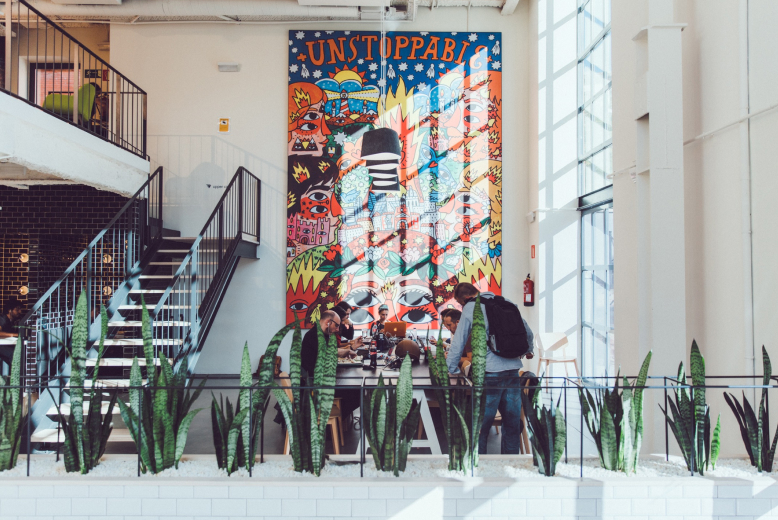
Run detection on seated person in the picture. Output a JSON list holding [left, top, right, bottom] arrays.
[[335, 301, 355, 341], [369, 304, 390, 336], [299, 310, 359, 416], [0, 297, 22, 339], [332, 305, 360, 350]]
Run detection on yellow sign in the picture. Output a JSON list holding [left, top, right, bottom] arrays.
[[219, 118, 230, 134]]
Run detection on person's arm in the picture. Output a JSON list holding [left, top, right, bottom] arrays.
[[523, 318, 535, 358], [447, 304, 473, 374]]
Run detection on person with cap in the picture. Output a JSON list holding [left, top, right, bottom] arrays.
[[370, 304, 390, 336]]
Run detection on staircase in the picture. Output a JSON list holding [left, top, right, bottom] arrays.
[[21, 166, 261, 448]]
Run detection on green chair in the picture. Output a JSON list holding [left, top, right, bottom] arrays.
[[42, 83, 97, 125]]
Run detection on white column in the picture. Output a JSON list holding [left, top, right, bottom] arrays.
[[633, 0, 687, 452]]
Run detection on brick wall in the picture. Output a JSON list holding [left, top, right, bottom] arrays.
[[0, 185, 128, 310], [0, 478, 775, 519], [0, 234, 29, 308]]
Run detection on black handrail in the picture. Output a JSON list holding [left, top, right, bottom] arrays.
[[150, 167, 260, 373], [19, 167, 163, 384], [1, 0, 148, 158]]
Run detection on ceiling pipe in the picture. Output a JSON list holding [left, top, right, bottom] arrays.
[[27, 0, 363, 19]]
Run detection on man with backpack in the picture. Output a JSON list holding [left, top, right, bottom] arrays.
[[447, 282, 534, 454]]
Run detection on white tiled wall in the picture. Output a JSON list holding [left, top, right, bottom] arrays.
[[1, 478, 778, 520]]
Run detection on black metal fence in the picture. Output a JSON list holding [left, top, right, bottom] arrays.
[[10, 372, 778, 478], [18, 168, 163, 386], [1, 0, 147, 158], [151, 167, 261, 373]]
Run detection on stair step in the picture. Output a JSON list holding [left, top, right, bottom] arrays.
[[139, 275, 175, 279], [86, 358, 172, 367], [32, 428, 132, 444], [150, 261, 219, 265], [103, 338, 182, 346], [167, 237, 198, 241], [46, 402, 125, 417], [157, 250, 190, 254], [119, 305, 188, 310], [109, 321, 190, 327], [65, 379, 147, 389]]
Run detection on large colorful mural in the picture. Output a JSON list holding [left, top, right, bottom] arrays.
[[287, 30, 503, 328]]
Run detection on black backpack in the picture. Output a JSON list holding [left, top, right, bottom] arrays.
[[470, 295, 530, 359]]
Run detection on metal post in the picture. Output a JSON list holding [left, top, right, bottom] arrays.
[[664, 376, 669, 461], [190, 249, 199, 346], [470, 381, 474, 476], [248, 385, 253, 477], [238, 170, 244, 237], [359, 378, 365, 478], [72, 43, 78, 124], [26, 377, 31, 477], [142, 93, 147, 158], [137, 385, 142, 476], [689, 385, 695, 476], [580, 381, 583, 478], [218, 207, 224, 266], [4, 0, 11, 91], [85, 248, 92, 327], [564, 378, 568, 464], [114, 75, 122, 145]]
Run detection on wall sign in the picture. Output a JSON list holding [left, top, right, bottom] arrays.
[[219, 118, 230, 134], [286, 30, 504, 328], [84, 69, 108, 81]]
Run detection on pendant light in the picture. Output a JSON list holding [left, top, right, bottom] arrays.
[[362, 0, 401, 194]]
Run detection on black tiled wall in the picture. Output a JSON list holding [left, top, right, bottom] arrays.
[[0, 185, 128, 310]]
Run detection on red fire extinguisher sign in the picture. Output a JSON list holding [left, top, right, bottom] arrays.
[[523, 274, 534, 307]]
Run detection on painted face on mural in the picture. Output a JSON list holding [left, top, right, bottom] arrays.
[[288, 83, 331, 156], [286, 31, 503, 329]]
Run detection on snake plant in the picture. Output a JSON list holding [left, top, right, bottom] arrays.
[[659, 340, 720, 474], [272, 318, 337, 476], [363, 356, 421, 475], [52, 292, 117, 474], [211, 392, 249, 475], [522, 378, 566, 476], [428, 327, 472, 471], [0, 337, 24, 471], [469, 293, 487, 468], [579, 351, 652, 474], [116, 298, 205, 473], [724, 346, 778, 472]]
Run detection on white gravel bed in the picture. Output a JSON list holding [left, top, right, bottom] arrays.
[[0, 455, 775, 480]]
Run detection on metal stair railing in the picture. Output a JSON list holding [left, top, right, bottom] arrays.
[[19, 167, 163, 385], [151, 167, 260, 373]]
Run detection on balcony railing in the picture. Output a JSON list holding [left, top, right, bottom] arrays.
[[1, 0, 147, 158]]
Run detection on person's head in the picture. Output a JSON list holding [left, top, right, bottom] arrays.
[[3, 298, 22, 320], [443, 309, 462, 334], [335, 301, 352, 320], [320, 310, 341, 335], [453, 282, 480, 306], [332, 306, 347, 321], [378, 304, 389, 322]]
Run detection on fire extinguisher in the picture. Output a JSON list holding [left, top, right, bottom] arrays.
[[523, 274, 534, 307]]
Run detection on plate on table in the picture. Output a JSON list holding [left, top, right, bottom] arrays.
[[337, 356, 363, 367]]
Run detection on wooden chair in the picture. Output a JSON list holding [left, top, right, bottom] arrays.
[[278, 372, 342, 454], [536, 332, 579, 391]]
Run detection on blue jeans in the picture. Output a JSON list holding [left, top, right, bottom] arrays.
[[479, 370, 523, 454]]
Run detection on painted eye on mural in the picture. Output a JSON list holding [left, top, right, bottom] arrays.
[[463, 115, 480, 124], [457, 207, 478, 216], [397, 290, 432, 308], [299, 123, 319, 131], [457, 194, 474, 204], [307, 192, 328, 202], [310, 205, 329, 215], [302, 112, 320, 121], [349, 308, 374, 326], [345, 289, 380, 308], [401, 309, 434, 325], [466, 104, 485, 113], [289, 301, 309, 311], [339, 159, 352, 171]]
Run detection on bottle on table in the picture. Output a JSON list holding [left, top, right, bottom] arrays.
[[368, 337, 377, 370]]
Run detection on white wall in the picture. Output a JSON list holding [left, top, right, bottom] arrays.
[[611, 0, 778, 455], [111, 5, 531, 374]]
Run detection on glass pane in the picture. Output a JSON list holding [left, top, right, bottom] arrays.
[[582, 269, 593, 323], [593, 209, 605, 266], [593, 326, 607, 377], [582, 212, 593, 266], [593, 269, 606, 328], [582, 325, 594, 377]]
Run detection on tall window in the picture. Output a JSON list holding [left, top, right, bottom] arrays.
[[578, 0, 613, 378], [29, 64, 75, 106]]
